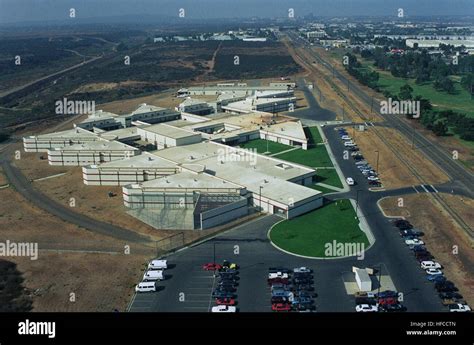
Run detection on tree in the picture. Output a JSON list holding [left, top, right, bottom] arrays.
[[399, 83, 413, 100], [432, 120, 448, 136]]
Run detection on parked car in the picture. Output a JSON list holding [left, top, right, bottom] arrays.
[[425, 268, 443, 276], [341, 135, 351, 140], [215, 297, 236, 306], [354, 292, 376, 298], [213, 285, 236, 293], [392, 219, 411, 227], [400, 229, 424, 237], [376, 290, 399, 299], [202, 263, 222, 271], [368, 180, 381, 187], [293, 303, 315, 311], [448, 304, 471, 312], [148, 259, 168, 270], [439, 292, 463, 300], [379, 304, 407, 312], [268, 278, 290, 285], [143, 269, 164, 281], [135, 282, 157, 293], [405, 238, 425, 246], [346, 177, 355, 185], [292, 296, 314, 305], [272, 289, 294, 298], [435, 282, 458, 292], [437, 285, 459, 293], [355, 297, 377, 305], [271, 303, 291, 312], [344, 141, 356, 147], [211, 305, 236, 313], [355, 304, 378, 312], [268, 272, 289, 280], [367, 176, 379, 181], [427, 274, 446, 282], [293, 267, 312, 273], [378, 297, 398, 305], [271, 296, 289, 304], [212, 291, 235, 298], [292, 277, 313, 285], [420, 261, 442, 270], [222, 260, 239, 270], [442, 298, 465, 306]]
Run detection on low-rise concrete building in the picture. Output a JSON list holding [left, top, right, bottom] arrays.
[[23, 127, 100, 152], [137, 123, 202, 149]]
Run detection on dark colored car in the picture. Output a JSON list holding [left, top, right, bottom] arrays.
[[376, 290, 398, 299], [436, 285, 458, 293], [294, 291, 316, 298], [293, 272, 313, 279], [400, 229, 424, 237], [267, 278, 290, 285], [378, 297, 398, 305], [392, 219, 411, 227], [292, 277, 313, 285], [271, 296, 289, 304], [212, 291, 235, 298], [293, 303, 315, 311], [355, 297, 377, 305], [379, 304, 407, 312], [439, 292, 463, 300], [294, 284, 314, 292]]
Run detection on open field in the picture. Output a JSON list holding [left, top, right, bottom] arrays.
[[353, 126, 449, 189], [274, 144, 333, 168], [270, 200, 369, 257], [359, 58, 474, 118], [379, 194, 474, 307], [0, 167, 7, 185], [0, 186, 154, 311]]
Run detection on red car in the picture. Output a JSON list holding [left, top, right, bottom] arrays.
[[271, 303, 291, 312], [202, 263, 222, 271], [378, 297, 397, 305], [216, 297, 236, 306]]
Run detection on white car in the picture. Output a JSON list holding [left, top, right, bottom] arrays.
[[448, 303, 471, 312], [355, 304, 378, 312], [268, 272, 289, 280], [420, 261, 442, 270], [341, 135, 351, 140], [344, 141, 356, 147], [405, 238, 424, 246], [425, 268, 443, 276], [367, 176, 379, 181], [346, 177, 355, 186], [293, 267, 312, 273], [211, 305, 236, 313]]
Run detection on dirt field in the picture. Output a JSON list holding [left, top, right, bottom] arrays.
[[379, 194, 474, 307], [354, 127, 449, 189], [0, 186, 154, 311], [0, 167, 7, 185]]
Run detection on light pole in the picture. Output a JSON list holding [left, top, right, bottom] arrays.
[[259, 185, 263, 213]]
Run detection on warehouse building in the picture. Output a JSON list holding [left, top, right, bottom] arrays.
[[137, 123, 202, 149], [222, 96, 296, 114], [23, 127, 100, 152], [82, 152, 180, 186], [76, 110, 121, 131], [48, 140, 140, 166], [123, 170, 249, 230], [116, 104, 181, 127], [150, 141, 322, 219], [176, 98, 214, 115]]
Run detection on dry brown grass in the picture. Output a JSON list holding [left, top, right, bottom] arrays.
[[354, 127, 449, 189], [379, 194, 474, 307], [0, 187, 154, 311]]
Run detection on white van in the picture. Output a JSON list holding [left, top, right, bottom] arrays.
[[135, 282, 156, 293], [143, 269, 164, 281], [148, 259, 168, 270]]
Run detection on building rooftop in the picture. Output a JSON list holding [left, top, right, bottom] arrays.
[[140, 123, 201, 139], [87, 152, 177, 170], [25, 127, 99, 140], [131, 103, 168, 115], [51, 140, 138, 152], [151, 141, 319, 205], [99, 127, 140, 141]]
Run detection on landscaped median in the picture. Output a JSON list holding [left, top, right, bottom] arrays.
[[268, 200, 370, 258]]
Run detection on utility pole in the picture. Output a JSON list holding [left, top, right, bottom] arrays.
[[259, 185, 263, 213]]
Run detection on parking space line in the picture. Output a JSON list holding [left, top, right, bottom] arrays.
[[430, 185, 438, 193], [412, 185, 419, 193], [420, 184, 429, 193]]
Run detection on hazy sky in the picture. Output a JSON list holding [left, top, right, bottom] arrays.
[[1, 0, 473, 24]]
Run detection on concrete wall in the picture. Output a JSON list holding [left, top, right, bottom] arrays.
[[23, 137, 99, 152], [48, 149, 138, 166], [200, 198, 248, 229], [287, 196, 323, 219], [82, 166, 179, 186]]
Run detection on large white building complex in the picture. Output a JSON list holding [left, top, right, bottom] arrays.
[[23, 82, 325, 230]]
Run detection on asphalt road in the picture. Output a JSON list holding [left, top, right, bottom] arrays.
[[289, 77, 336, 121]]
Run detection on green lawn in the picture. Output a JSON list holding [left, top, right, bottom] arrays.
[[239, 139, 293, 154], [359, 58, 474, 118], [307, 184, 339, 194], [270, 200, 369, 258], [305, 126, 323, 145], [313, 168, 343, 188], [274, 145, 332, 168]]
